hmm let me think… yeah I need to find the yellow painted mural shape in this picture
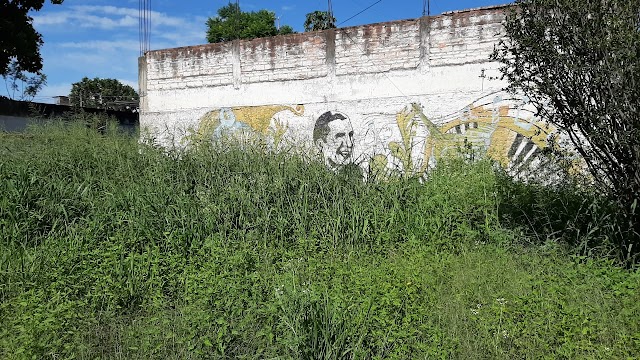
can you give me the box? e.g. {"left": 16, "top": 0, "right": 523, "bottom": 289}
{"left": 388, "top": 108, "right": 420, "bottom": 175}
{"left": 386, "top": 99, "right": 556, "bottom": 176}
{"left": 433, "top": 103, "right": 554, "bottom": 166}
{"left": 191, "top": 104, "right": 305, "bottom": 142}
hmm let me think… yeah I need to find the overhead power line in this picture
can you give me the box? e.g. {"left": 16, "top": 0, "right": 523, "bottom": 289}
{"left": 423, "top": 0, "right": 431, "bottom": 17}
{"left": 139, "top": 0, "right": 151, "bottom": 55}
{"left": 338, "top": 0, "right": 382, "bottom": 26}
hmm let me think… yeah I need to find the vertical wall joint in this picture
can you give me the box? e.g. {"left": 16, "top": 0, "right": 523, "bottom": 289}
{"left": 232, "top": 40, "right": 242, "bottom": 90}
{"left": 137, "top": 56, "right": 148, "bottom": 113}
{"left": 419, "top": 16, "right": 431, "bottom": 73}
{"left": 325, "top": 29, "right": 336, "bottom": 78}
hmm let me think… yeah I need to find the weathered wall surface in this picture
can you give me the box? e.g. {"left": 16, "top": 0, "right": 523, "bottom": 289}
{"left": 140, "top": 5, "right": 556, "bottom": 176}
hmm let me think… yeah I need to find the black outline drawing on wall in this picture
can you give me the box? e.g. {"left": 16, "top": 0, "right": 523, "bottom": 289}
{"left": 313, "top": 111, "right": 355, "bottom": 169}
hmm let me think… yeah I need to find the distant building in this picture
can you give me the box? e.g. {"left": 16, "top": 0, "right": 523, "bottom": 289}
{"left": 0, "top": 97, "right": 138, "bottom": 133}
{"left": 53, "top": 96, "right": 70, "bottom": 106}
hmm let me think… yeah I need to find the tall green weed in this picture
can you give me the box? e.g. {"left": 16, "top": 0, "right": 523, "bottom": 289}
{"left": 0, "top": 121, "right": 638, "bottom": 358}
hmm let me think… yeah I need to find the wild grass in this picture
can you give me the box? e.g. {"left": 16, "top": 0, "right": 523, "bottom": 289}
{"left": 0, "top": 120, "right": 638, "bottom": 359}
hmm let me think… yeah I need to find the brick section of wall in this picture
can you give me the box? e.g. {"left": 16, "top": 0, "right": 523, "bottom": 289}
{"left": 240, "top": 33, "right": 328, "bottom": 83}
{"left": 429, "top": 8, "right": 506, "bottom": 67}
{"left": 334, "top": 20, "right": 421, "bottom": 76}
{"left": 142, "top": 5, "right": 509, "bottom": 101}
{"left": 146, "top": 43, "right": 235, "bottom": 91}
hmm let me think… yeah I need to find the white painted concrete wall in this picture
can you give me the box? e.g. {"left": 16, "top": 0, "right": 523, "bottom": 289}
{"left": 140, "top": 5, "right": 554, "bottom": 176}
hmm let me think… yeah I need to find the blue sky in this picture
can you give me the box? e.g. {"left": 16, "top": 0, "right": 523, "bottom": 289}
{"left": 20, "top": 0, "right": 510, "bottom": 102}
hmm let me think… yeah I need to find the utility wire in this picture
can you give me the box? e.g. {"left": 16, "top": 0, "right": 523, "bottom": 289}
{"left": 423, "top": 0, "right": 431, "bottom": 16}
{"left": 338, "top": 0, "right": 382, "bottom": 26}
{"left": 138, "top": 0, "right": 143, "bottom": 55}
{"left": 139, "top": 0, "right": 151, "bottom": 55}
{"left": 147, "top": 0, "right": 151, "bottom": 52}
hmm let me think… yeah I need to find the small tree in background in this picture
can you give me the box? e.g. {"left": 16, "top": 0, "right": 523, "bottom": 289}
{"left": 2, "top": 60, "right": 47, "bottom": 101}
{"left": 69, "top": 77, "right": 138, "bottom": 111}
{"left": 304, "top": 11, "right": 336, "bottom": 32}
{"left": 278, "top": 25, "right": 294, "bottom": 35}
{"left": 206, "top": 2, "right": 294, "bottom": 43}
{"left": 492, "top": 0, "right": 640, "bottom": 259}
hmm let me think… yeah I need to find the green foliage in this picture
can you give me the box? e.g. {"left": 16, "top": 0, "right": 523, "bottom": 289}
{"left": 492, "top": 0, "right": 640, "bottom": 259}
{"left": 495, "top": 169, "right": 639, "bottom": 264}
{"left": 0, "top": 0, "right": 64, "bottom": 76}
{"left": 278, "top": 25, "right": 295, "bottom": 35}
{"left": 68, "top": 77, "right": 138, "bottom": 111}
{"left": 304, "top": 10, "right": 336, "bottom": 32}
{"left": 2, "top": 60, "right": 47, "bottom": 101}
{"left": 0, "top": 122, "right": 639, "bottom": 358}
{"left": 206, "top": 2, "right": 295, "bottom": 43}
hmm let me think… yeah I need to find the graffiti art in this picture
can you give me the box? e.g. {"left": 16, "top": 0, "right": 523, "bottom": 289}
{"left": 189, "top": 104, "right": 306, "bottom": 144}
{"left": 367, "top": 92, "right": 559, "bottom": 179}
{"left": 185, "top": 92, "right": 566, "bottom": 180}
{"left": 313, "top": 111, "right": 355, "bottom": 168}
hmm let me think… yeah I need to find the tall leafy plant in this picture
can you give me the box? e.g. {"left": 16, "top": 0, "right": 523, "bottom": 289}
{"left": 2, "top": 60, "right": 47, "bottom": 101}
{"left": 304, "top": 11, "right": 336, "bottom": 32}
{"left": 206, "top": 2, "right": 294, "bottom": 43}
{"left": 491, "top": 0, "right": 640, "bottom": 259}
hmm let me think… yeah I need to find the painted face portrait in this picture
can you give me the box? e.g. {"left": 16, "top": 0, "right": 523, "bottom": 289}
{"left": 313, "top": 111, "right": 354, "bottom": 167}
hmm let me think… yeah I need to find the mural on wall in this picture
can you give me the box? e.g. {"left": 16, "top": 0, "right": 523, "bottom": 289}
{"left": 313, "top": 111, "right": 355, "bottom": 169}
{"left": 436, "top": 93, "right": 554, "bottom": 168}
{"left": 187, "top": 104, "right": 306, "bottom": 147}
{"left": 365, "top": 92, "right": 557, "bottom": 178}
{"left": 186, "top": 92, "right": 559, "bottom": 179}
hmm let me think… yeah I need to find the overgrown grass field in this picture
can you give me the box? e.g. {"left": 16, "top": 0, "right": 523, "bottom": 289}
{"left": 1, "top": 121, "right": 638, "bottom": 359}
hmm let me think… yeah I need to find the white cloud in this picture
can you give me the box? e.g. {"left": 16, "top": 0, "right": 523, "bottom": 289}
{"left": 34, "top": 12, "right": 127, "bottom": 30}
{"left": 73, "top": 5, "right": 139, "bottom": 17}
{"left": 117, "top": 78, "right": 139, "bottom": 90}
{"left": 58, "top": 40, "right": 140, "bottom": 52}
{"left": 34, "top": 4, "right": 206, "bottom": 48}
{"left": 32, "top": 12, "right": 70, "bottom": 26}
{"left": 33, "top": 3, "right": 208, "bottom": 100}
{"left": 34, "top": 5, "right": 200, "bottom": 32}
{"left": 81, "top": 14, "right": 138, "bottom": 28}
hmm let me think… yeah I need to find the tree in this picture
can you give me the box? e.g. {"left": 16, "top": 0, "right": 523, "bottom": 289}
{"left": 278, "top": 25, "right": 294, "bottom": 35}
{"left": 492, "top": 0, "right": 640, "bottom": 258}
{"left": 69, "top": 77, "right": 138, "bottom": 111}
{"left": 1, "top": 0, "right": 63, "bottom": 77}
{"left": 3, "top": 60, "right": 47, "bottom": 101}
{"left": 304, "top": 11, "right": 336, "bottom": 32}
{"left": 206, "top": 2, "right": 294, "bottom": 43}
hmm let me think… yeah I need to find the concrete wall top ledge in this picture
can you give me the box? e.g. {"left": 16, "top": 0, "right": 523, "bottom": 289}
{"left": 144, "top": 4, "right": 513, "bottom": 60}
